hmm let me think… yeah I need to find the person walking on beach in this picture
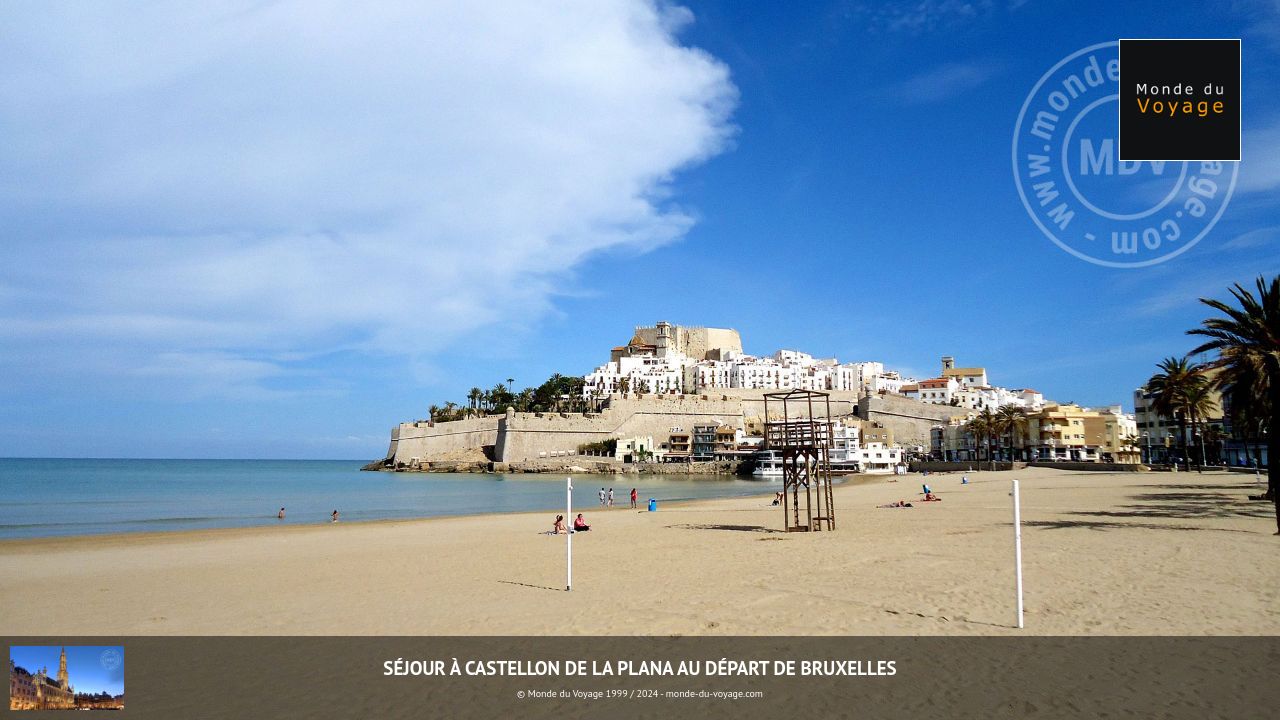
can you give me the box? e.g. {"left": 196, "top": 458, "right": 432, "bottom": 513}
{"left": 599, "top": 487, "right": 606, "bottom": 506}
{"left": 630, "top": 488, "right": 638, "bottom": 509}
{"left": 277, "top": 507, "right": 285, "bottom": 520}
{"left": 607, "top": 488, "right": 614, "bottom": 507}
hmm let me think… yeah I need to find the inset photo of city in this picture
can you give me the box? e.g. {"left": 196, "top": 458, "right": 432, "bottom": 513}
{"left": 9, "top": 646, "right": 124, "bottom": 711}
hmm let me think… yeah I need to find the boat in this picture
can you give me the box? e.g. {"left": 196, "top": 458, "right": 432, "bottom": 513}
{"left": 751, "top": 448, "right": 862, "bottom": 478}
{"left": 750, "top": 450, "right": 783, "bottom": 480}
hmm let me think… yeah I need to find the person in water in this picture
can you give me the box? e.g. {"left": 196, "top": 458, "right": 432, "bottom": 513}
{"left": 277, "top": 507, "right": 286, "bottom": 520}
{"left": 331, "top": 510, "right": 339, "bottom": 522}
{"left": 573, "top": 513, "right": 591, "bottom": 531}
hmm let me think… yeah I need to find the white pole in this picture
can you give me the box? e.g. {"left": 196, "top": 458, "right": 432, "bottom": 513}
{"left": 566, "top": 477, "right": 573, "bottom": 592}
{"left": 1012, "top": 479, "right": 1024, "bottom": 629}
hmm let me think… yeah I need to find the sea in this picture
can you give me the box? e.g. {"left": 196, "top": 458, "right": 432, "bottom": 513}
{"left": 0, "top": 458, "right": 777, "bottom": 540}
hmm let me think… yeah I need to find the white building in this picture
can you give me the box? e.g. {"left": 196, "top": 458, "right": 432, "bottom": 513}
{"left": 941, "top": 356, "right": 988, "bottom": 388}
{"left": 1018, "top": 389, "right": 1045, "bottom": 408}
{"left": 913, "top": 377, "right": 960, "bottom": 405}
{"left": 583, "top": 336, "right": 1034, "bottom": 416}
{"left": 955, "top": 385, "right": 1038, "bottom": 411}
{"left": 866, "top": 369, "right": 908, "bottom": 395}
{"left": 829, "top": 422, "right": 862, "bottom": 464}
{"left": 856, "top": 442, "right": 903, "bottom": 474}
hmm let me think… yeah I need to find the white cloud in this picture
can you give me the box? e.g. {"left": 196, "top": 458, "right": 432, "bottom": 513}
{"left": 894, "top": 62, "right": 1000, "bottom": 104}
{"left": 1127, "top": 226, "right": 1280, "bottom": 317}
{"left": 0, "top": 0, "right": 736, "bottom": 396}
{"left": 1238, "top": 120, "right": 1280, "bottom": 194}
{"left": 850, "top": 1, "right": 1025, "bottom": 34}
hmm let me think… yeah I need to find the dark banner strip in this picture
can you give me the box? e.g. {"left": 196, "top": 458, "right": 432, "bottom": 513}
{"left": 4, "top": 637, "right": 1278, "bottom": 719}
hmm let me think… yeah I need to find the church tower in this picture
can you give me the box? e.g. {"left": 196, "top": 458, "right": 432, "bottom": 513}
{"left": 655, "top": 321, "right": 672, "bottom": 358}
{"left": 57, "top": 647, "right": 68, "bottom": 689}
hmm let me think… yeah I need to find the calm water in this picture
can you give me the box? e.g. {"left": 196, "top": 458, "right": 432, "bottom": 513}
{"left": 0, "top": 459, "right": 777, "bottom": 540}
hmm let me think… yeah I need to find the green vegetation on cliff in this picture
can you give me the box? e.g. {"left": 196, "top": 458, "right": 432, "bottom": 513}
{"left": 427, "top": 373, "right": 588, "bottom": 422}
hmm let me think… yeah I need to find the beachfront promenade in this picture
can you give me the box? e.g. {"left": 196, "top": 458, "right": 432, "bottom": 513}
{"left": 1, "top": 467, "right": 1276, "bottom": 636}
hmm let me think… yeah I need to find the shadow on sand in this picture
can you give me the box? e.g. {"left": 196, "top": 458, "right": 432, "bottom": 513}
{"left": 1028, "top": 479, "right": 1272, "bottom": 533}
{"left": 497, "top": 580, "right": 564, "bottom": 592}
{"left": 668, "top": 523, "right": 784, "bottom": 534}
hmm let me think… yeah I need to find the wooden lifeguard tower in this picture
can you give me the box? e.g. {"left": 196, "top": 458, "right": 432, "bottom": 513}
{"left": 763, "top": 389, "right": 836, "bottom": 532}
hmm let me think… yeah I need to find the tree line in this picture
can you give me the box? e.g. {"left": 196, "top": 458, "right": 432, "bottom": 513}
{"left": 963, "top": 404, "right": 1032, "bottom": 466}
{"left": 426, "top": 373, "right": 588, "bottom": 423}
{"left": 1147, "top": 275, "right": 1277, "bottom": 535}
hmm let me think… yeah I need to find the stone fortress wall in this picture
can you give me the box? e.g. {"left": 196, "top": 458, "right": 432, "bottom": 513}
{"left": 388, "top": 394, "right": 745, "bottom": 464}
{"left": 386, "top": 389, "right": 955, "bottom": 464}
{"left": 495, "top": 394, "right": 745, "bottom": 462}
{"left": 858, "top": 393, "right": 959, "bottom": 447}
{"left": 386, "top": 416, "right": 503, "bottom": 461}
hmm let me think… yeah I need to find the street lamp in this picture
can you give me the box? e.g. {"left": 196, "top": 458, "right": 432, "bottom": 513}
{"left": 1142, "top": 431, "right": 1150, "bottom": 465}
{"left": 1192, "top": 425, "right": 1203, "bottom": 471}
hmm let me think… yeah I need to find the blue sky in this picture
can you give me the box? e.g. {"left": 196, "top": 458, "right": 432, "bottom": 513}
{"left": 9, "top": 646, "right": 125, "bottom": 696}
{"left": 2, "top": 0, "right": 1279, "bottom": 459}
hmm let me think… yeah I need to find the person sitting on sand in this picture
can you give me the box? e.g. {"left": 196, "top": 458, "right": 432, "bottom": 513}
{"left": 772, "top": 491, "right": 784, "bottom": 506}
{"left": 277, "top": 507, "right": 285, "bottom": 520}
{"left": 922, "top": 493, "right": 941, "bottom": 502}
{"left": 553, "top": 515, "right": 568, "bottom": 534}
{"left": 573, "top": 513, "right": 590, "bottom": 532}
{"left": 331, "top": 510, "right": 339, "bottom": 522}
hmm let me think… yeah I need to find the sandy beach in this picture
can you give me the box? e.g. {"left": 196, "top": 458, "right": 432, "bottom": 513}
{"left": 1, "top": 467, "right": 1276, "bottom": 636}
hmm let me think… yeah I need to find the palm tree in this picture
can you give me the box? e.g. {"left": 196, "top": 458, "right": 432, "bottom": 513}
{"left": 491, "top": 382, "right": 515, "bottom": 411}
{"left": 1146, "top": 356, "right": 1206, "bottom": 466}
{"left": 1182, "top": 382, "right": 1217, "bottom": 471}
{"left": 516, "top": 388, "right": 535, "bottom": 412}
{"left": 965, "top": 410, "right": 997, "bottom": 468}
{"left": 1201, "top": 425, "right": 1226, "bottom": 465}
{"left": 468, "top": 387, "right": 483, "bottom": 416}
{"left": 996, "top": 404, "right": 1029, "bottom": 462}
{"left": 1187, "top": 274, "right": 1280, "bottom": 533}
{"left": 978, "top": 408, "right": 998, "bottom": 469}
{"left": 1224, "top": 374, "right": 1268, "bottom": 470}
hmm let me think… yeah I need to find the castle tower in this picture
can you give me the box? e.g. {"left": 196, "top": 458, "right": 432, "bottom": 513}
{"left": 57, "top": 647, "right": 68, "bottom": 689}
{"left": 941, "top": 356, "right": 955, "bottom": 373}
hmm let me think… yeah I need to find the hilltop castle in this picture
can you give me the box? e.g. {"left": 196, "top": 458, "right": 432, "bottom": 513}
{"left": 384, "top": 322, "right": 964, "bottom": 468}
